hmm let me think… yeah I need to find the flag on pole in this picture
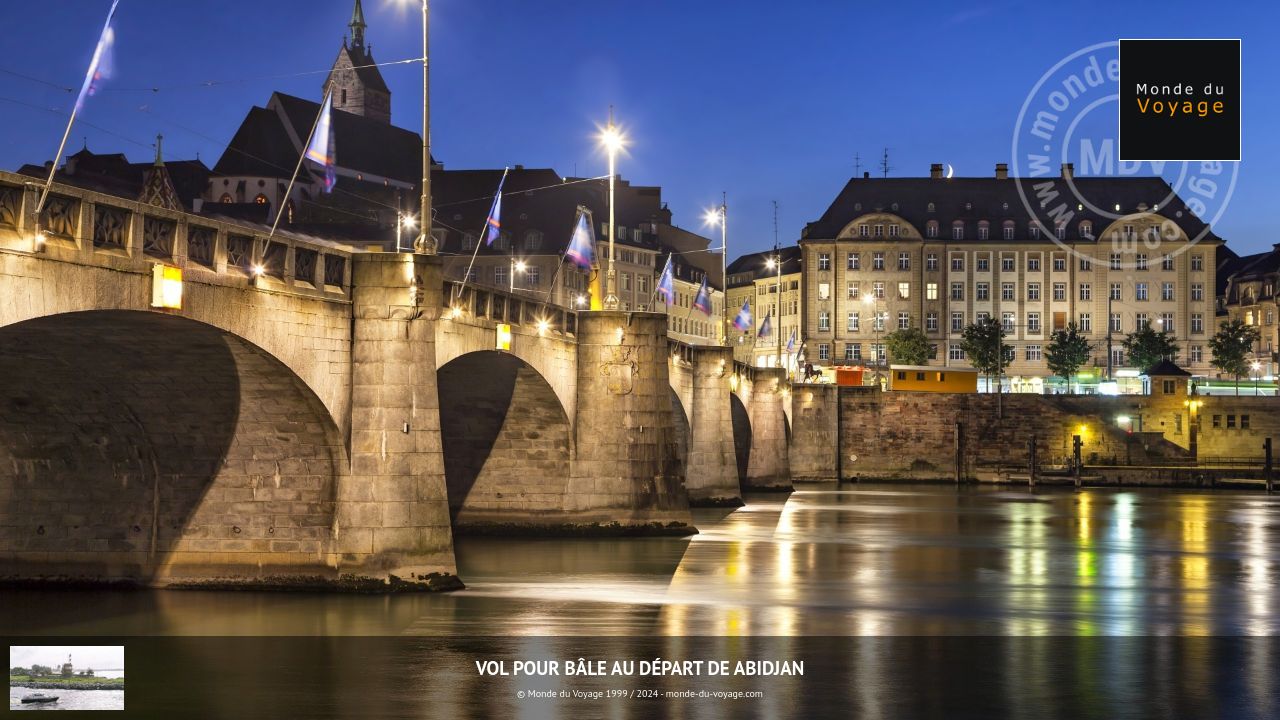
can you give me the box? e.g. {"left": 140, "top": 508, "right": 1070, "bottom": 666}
{"left": 304, "top": 93, "right": 336, "bottom": 193}
{"left": 74, "top": 0, "right": 121, "bottom": 113}
{"left": 692, "top": 276, "right": 712, "bottom": 315}
{"left": 732, "top": 301, "right": 752, "bottom": 332}
{"left": 483, "top": 174, "right": 506, "bottom": 245}
{"left": 656, "top": 256, "right": 674, "bottom": 306}
{"left": 786, "top": 329, "right": 796, "bottom": 353}
{"left": 566, "top": 210, "right": 595, "bottom": 269}
{"left": 757, "top": 310, "right": 772, "bottom": 339}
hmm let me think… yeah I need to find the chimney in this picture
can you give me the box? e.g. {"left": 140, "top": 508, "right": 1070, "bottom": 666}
{"left": 930, "top": 163, "right": 944, "bottom": 179}
{"left": 995, "top": 163, "right": 1008, "bottom": 180}
{"left": 1061, "top": 162, "right": 1074, "bottom": 179}
{"left": 863, "top": 171, "right": 870, "bottom": 179}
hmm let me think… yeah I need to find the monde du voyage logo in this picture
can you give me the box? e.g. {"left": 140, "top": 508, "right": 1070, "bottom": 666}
{"left": 1120, "top": 39, "right": 1241, "bottom": 162}
{"left": 1011, "top": 39, "right": 1240, "bottom": 268}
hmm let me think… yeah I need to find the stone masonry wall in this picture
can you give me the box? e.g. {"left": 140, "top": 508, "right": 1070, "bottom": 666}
{"left": 438, "top": 353, "right": 572, "bottom": 529}
{"left": 0, "top": 312, "right": 343, "bottom": 584}
{"left": 563, "top": 312, "right": 692, "bottom": 532}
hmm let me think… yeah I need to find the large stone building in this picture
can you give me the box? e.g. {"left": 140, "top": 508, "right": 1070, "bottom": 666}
{"left": 798, "top": 163, "right": 1224, "bottom": 391}
{"left": 726, "top": 247, "right": 802, "bottom": 369}
{"left": 1219, "top": 243, "right": 1280, "bottom": 380}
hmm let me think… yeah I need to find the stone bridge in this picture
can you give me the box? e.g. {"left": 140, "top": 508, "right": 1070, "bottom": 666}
{"left": 0, "top": 172, "right": 790, "bottom": 591}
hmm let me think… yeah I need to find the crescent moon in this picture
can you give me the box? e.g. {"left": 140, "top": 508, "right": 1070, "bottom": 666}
{"left": 945, "top": 164, "right": 954, "bottom": 179}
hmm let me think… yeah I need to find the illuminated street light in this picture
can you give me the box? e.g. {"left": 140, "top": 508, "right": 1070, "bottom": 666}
{"left": 395, "top": 0, "right": 432, "bottom": 253}
{"left": 599, "top": 112, "right": 627, "bottom": 311}
{"left": 574, "top": 294, "right": 587, "bottom": 308}
{"left": 510, "top": 259, "right": 526, "bottom": 292}
{"left": 704, "top": 200, "right": 728, "bottom": 343}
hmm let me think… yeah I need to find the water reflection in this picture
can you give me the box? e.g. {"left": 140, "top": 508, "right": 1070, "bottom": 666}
{"left": 5, "top": 485, "right": 1280, "bottom": 638}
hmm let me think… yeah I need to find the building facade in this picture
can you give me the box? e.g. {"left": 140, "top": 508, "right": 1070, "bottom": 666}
{"left": 798, "top": 163, "right": 1223, "bottom": 391}
{"left": 726, "top": 247, "right": 802, "bottom": 370}
{"left": 1219, "top": 244, "right": 1280, "bottom": 381}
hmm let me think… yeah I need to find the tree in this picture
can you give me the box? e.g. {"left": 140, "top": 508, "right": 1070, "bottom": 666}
{"left": 1209, "top": 318, "right": 1261, "bottom": 395}
{"left": 1122, "top": 324, "right": 1179, "bottom": 373}
{"left": 960, "top": 318, "right": 1012, "bottom": 384}
{"left": 884, "top": 327, "right": 931, "bottom": 366}
{"left": 30, "top": 664, "right": 52, "bottom": 677}
{"left": 1046, "top": 322, "right": 1093, "bottom": 391}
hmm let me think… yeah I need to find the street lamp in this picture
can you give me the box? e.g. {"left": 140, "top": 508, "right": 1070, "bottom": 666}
{"left": 396, "top": 212, "right": 417, "bottom": 252}
{"left": 1252, "top": 360, "right": 1262, "bottom": 396}
{"left": 863, "top": 292, "right": 883, "bottom": 386}
{"left": 598, "top": 113, "right": 626, "bottom": 311}
{"left": 704, "top": 200, "right": 727, "bottom": 344}
{"left": 511, "top": 259, "right": 526, "bottom": 293}
{"left": 766, "top": 255, "right": 783, "bottom": 371}
{"left": 393, "top": 0, "right": 433, "bottom": 252}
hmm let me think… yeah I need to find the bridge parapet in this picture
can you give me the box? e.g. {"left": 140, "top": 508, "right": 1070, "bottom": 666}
{"left": 0, "top": 171, "right": 354, "bottom": 302}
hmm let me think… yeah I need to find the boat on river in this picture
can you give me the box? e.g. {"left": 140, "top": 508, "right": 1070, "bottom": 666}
{"left": 20, "top": 692, "right": 59, "bottom": 704}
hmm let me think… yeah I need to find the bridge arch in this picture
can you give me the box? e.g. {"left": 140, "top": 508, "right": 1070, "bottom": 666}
{"left": 0, "top": 310, "right": 346, "bottom": 583}
{"left": 0, "top": 253, "right": 352, "bottom": 437}
{"left": 436, "top": 350, "right": 572, "bottom": 530}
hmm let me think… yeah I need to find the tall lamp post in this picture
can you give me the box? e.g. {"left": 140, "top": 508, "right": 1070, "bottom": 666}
{"left": 863, "top": 292, "right": 883, "bottom": 386}
{"left": 599, "top": 113, "right": 625, "bottom": 310}
{"left": 1253, "top": 360, "right": 1262, "bottom": 396}
{"left": 766, "top": 255, "right": 783, "bottom": 371}
{"left": 705, "top": 199, "right": 728, "bottom": 344}
{"left": 395, "top": 0, "right": 432, "bottom": 252}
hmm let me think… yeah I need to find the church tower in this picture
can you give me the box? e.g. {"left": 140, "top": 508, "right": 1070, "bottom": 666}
{"left": 323, "top": 0, "right": 391, "bottom": 123}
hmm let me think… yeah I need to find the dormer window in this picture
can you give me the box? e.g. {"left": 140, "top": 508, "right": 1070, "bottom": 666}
{"left": 926, "top": 220, "right": 938, "bottom": 238}
{"left": 977, "top": 221, "right": 990, "bottom": 240}
{"left": 952, "top": 221, "right": 964, "bottom": 240}
{"left": 1002, "top": 220, "right": 1015, "bottom": 240}
{"left": 927, "top": 202, "right": 936, "bottom": 213}
{"left": 1079, "top": 220, "right": 1093, "bottom": 238}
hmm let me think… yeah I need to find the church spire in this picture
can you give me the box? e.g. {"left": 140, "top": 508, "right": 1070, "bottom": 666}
{"left": 349, "top": 0, "right": 367, "bottom": 49}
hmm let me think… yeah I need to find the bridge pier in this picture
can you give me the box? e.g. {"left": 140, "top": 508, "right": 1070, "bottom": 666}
{"left": 745, "top": 368, "right": 793, "bottom": 492}
{"left": 683, "top": 346, "right": 742, "bottom": 506}
{"left": 563, "top": 312, "right": 695, "bottom": 534}
{"left": 338, "top": 254, "right": 461, "bottom": 589}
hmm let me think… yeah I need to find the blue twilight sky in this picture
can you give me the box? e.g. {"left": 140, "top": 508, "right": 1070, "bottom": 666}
{"left": 2, "top": 0, "right": 1277, "bottom": 255}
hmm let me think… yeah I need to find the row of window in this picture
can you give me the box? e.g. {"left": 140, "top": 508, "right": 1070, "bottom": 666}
{"left": 815, "top": 309, "right": 1209, "bottom": 336}
{"left": 817, "top": 279, "right": 1206, "bottom": 304}
{"left": 669, "top": 316, "right": 715, "bottom": 338}
{"left": 855, "top": 219, "right": 1171, "bottom": 242}
{"left": 813, "top": 342, "right": 1213, "bottom": 367}
{"left": 817, "top": 251, "right": 1206, "bottom": 273}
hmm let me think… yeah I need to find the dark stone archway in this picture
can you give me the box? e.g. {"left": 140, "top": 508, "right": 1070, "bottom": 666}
{"left": 0, "top": 311, "right": 345, "bottom": 583}
{"left": 437, "top": 351, "right": 572, "bottom": 530}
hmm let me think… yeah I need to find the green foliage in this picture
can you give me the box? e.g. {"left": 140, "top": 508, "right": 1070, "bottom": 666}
{"left": 1122, "top": 324, "right": 1179, "bottom": 373}
{"left": 1209, "top": 318, "right": 1261, "bottom": 380}
{"left": 884, "top": 327, "right": 931, "bottom": 366}
{"left": 960, "top": 319, "right": 1011, "bottom": 376}
{"left": 1045, "top": 322, "right": 1093, "bottom": 384}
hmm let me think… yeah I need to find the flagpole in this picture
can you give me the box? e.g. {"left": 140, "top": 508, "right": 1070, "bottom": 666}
{"left": 269, "top": 87, "right": 333, "bottom": 241}
{"left": 35, "top": 0, "right": 120, "bottom": 219}
{"left": 456, "top": 167, "right": 508, "bottom": 305}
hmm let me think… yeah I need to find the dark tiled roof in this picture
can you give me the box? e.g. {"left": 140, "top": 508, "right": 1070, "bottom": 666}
{"left": 657, "top": 249, "right": 722, "bottom": 291}
{"left": 212, "top": 93, "right": 420, "bottom": 183}
{"left": 726, "top": 246, "right": 802, "bottom": 287}
{"left": 802, "top": 175, "right": 1219, "bottom": 244}
{"left": 1143, "top": 359, "right": 1191, "bottom": 377}
{"left": 16, "top": 148, "right": 210, "bottom": 211}
{"left": 432, "top": 168, "right": 670, "bottom": 258}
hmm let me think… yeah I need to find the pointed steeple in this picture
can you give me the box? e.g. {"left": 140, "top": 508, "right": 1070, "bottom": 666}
{"left": 139, "top": 133, "right": 183, "bottom": 211}
{"left": 349, "top": 0, "right": 367, "bottom": 49}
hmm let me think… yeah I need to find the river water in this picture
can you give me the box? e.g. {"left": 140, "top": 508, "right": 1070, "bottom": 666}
{"left": 5, "top": 484, "right": 1280, "bottom": 717}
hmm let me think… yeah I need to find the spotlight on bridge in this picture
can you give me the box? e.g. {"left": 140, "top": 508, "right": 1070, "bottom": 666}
{"left": 251, "top": 264, "right": 266, "bottom": 277}
{"left": 496, "top": 323, "right": 512, "bottom": 351}
{"left": 574, "top": 294, "right": 587, "bottom": 308}
{"left": 33, "top": 231, "right": 46, "bottom": 249}
{"left": 536, "top": 318, "right": 550, "bottom": 336}
{"left": 150, "top": 264, "right": 183, "bottom": 309}
{"left": 449, "top": 305, "right": 465, "bottom": 320}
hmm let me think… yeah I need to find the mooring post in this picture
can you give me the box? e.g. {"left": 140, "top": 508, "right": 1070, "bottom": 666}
{"left": 1073, "top": 434, "right": 1083, "bottom": 489}
{"left": 1265, "top": 437, "right": 1273, "bottom": 493}
{"left": 1028, "top": 434, "right": 1037, "bottom": 489}
{"left": 954, "top": 421, "right": 964, "bottom": 484}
